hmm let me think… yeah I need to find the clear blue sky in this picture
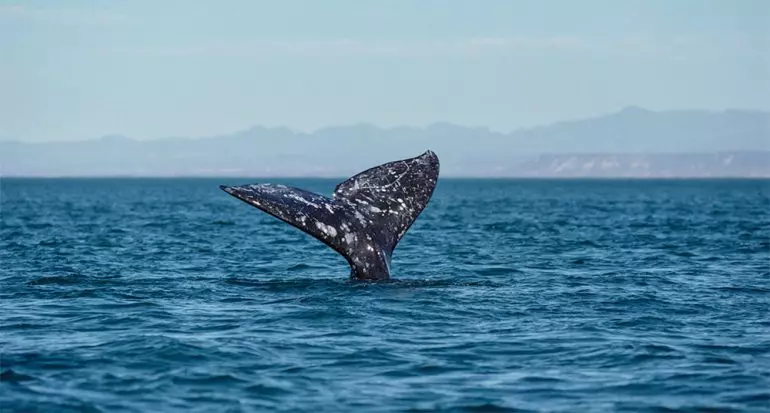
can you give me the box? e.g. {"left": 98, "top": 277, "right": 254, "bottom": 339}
{"left": 2, "top": 0, "right": 768, "bottom": 141}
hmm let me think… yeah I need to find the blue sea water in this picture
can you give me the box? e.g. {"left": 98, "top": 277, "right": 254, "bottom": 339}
{"left": 1, "top": 178, "right": 769, "bottom": 412}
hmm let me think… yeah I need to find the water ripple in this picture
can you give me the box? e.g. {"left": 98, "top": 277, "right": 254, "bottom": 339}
{"left": 1, "top": 178, "right": 769, "bottom": 412}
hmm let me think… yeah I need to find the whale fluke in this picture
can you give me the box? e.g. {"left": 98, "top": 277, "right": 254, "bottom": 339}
{"left": 220, "top": 150, "right": 439, "bottom": 280}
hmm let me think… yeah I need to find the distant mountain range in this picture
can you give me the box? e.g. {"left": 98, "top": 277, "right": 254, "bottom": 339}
{"left": 1, "top": 107, "right": 769, "bottom": 177}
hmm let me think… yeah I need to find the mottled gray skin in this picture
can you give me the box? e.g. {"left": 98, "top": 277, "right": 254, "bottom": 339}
{"left": 220, "top": 150, "right": 440, "bottom": 281}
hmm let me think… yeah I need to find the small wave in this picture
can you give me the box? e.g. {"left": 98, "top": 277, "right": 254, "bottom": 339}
{"left": 691, "top": 343, "right": 769, "bottom": 356}
{"left": 474, "top": 266, "right": 521, "bottom": 276}
{"left": 25, "top": 222, "right": 53, "bottom": 230}
{"left": 224, "top": 277, "right": 342, "bottom": 289}
{"left": 713, "top": 286, "right": 770, "bottom": 294}
{"left": 0, "top": 322, "right": 47, "bottom": 331}
{"left": 701, "top": 356, "right": 738, "bottom": 365}
{"left": 243, "top": 383, "right": 293, "bottom": 396}
{"left": 36, "top": 239, "right": 64, "bottom": 247}
{"left": 27, "top": 275, "right": 84, "bottom": 286}
{"left": 723, "top": 392, "right": 770, "bottom": 405}
{"left": 517, "top": 375, "right": 565, "bottom": 383}
{"left": 287, "top": 263, "right": 320, "bottom": 271}
{"left": 409, "top": 403, "right": 529, "bottom": 413}
{"left": 0, "top": 369, "right": 36, "bottom": 383}
{"left": 171, "top": 373, "right": 247, "bottom": 386}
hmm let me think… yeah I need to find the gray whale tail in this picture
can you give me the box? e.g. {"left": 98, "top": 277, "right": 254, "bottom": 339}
{"left": 220, "top": 150, "right": 440, "bottom": 280}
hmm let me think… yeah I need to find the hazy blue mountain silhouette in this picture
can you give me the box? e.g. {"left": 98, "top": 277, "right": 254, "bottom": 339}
{"left": 2, "top": 107, "right": 768, "bottom": 177}
{"left": 515, "top": 106, "right": 769, "bottom": 153}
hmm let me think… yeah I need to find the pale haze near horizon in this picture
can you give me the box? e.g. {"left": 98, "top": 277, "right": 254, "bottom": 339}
{"left": 1, "top": 0, "right": 768, "bottom": 142}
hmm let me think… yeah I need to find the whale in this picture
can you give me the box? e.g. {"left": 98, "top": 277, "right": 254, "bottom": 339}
{"left": 220, "top": 150, "right": 440, "bottom": 281}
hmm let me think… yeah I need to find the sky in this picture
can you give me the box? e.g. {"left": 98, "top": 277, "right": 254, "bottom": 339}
{"left": 1, "top": 0, "right": 768, "bottom": 142}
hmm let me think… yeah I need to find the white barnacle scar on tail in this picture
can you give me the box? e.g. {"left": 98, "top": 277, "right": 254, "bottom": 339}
{"left": 220, "top": 150, "right": 440, "bottom": 281}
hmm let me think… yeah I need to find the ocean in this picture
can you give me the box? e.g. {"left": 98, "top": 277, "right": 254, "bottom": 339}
{"left": 1, "top": 178, "right": 768, "bottom": 412}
